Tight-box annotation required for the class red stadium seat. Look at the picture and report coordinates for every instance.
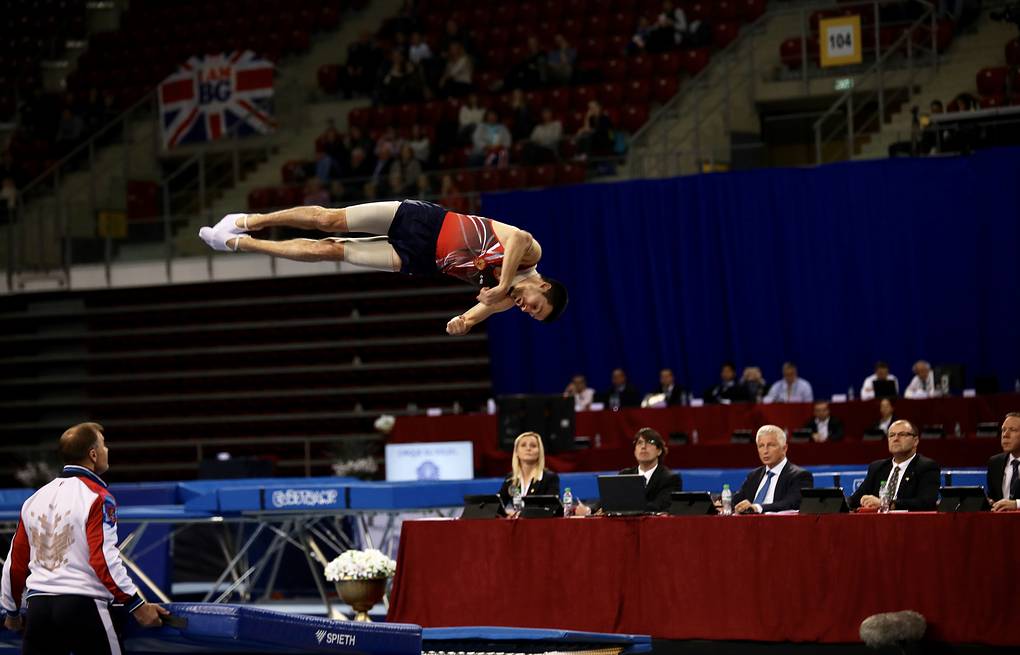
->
[656,51,682,76]
[1006,38,1020,67]
[420,100,445,126]
[600,82,624,107]
[602,57,628,81]
[742,0,767,22]
[621,104,650,132]
[682,48,711,75]
[605,34,629,57]
[487,26,509,47]
[280,160,307,184]
[716,0,740,21]
[453,170,477,192]
[626,78,651,104]
[780,37,802,69]
[977,67,1007,97]
[317,65,339,94]
[564,109,586,133]
[627,54,653,79]
[713,22,740,49]
[652,76,679,103]
[687,2,713,21]
[586,14,609,36]
[561,17,583,39]
[979,94,1004,109]
[277,185,304,207]
[572,85,597,109]
[347,107,371,129]
[493,5,516,24]
[527,164,559,187]
[247,187,279,211]
[546,87,571,113]
[371,105,395,130]
[558,162,587,185]
[578,36,605,61]
[476,168,506,192]
[503,166,527,189]
[396,103,419,128]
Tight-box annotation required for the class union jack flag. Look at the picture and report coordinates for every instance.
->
[158,50,276,149]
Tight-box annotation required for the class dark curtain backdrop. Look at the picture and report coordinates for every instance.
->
[479,147,1020,399]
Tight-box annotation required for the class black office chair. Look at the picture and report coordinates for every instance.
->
[920,424,945,440]
[862,428,886,441]
[974,376,999,395]
[790,428,813,443]
[669,431,689,445]
[730,429,754,444]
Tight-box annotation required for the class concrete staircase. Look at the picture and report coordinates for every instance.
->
[171,0,402,257]
[855,13,1014,158]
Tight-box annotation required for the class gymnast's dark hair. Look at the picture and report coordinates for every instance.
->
[541,276,568,323]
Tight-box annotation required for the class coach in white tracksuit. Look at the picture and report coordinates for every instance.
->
[1,422,167,654]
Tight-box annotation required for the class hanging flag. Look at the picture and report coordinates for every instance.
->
[158,50,276,149]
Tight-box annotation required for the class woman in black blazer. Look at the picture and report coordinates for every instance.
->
[497,431,560,514]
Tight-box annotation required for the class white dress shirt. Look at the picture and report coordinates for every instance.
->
[877,416,894,434]
[637,464,657,485]
[570,387,594,412]
[887,453,916,499]
[815,418,829,441]
[904,372,938,399]
[860,373,899,400]
[752,458,788,512]
[1003,455,1020,509]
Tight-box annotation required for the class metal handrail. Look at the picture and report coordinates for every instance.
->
[812,1,938,163]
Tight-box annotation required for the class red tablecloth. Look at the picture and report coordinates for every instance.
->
[387,514,1015,644]
[391,394,1019,475]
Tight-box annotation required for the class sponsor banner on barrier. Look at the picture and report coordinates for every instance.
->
[265,486,344,510]
[158,50,276,149]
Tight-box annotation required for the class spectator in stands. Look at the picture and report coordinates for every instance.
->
[563,374,595,412]
[950,92,979,112]
[378,49,426,105]
[849,420,941,511]
[646,1,680,53]
[497,432,560,515]
[523,107,563,164]
[802,401,844,443]
[904,360,939,398]
[302,177,330,206]
[860,360,899,400]
[408,31,432,66]
[874,397,897,435]
[55,108,84,153]
[704,361,750,404]
[988,413,1020,512]
[763,362,813,403]
[629,16,655,54]
[656,368,686,406]
[576,428,682,515]
[388,145,424,197]
[439,41,474,97]
[506,36,548,90]
[437,173,470,212]
[574,100,614,159]
[407,124,431,164]
[470,110,512,167]
[439,19,473,58]
[340,32,384,98]
[507,89,535,142]
[547,34,576,85]
[665,0,707,48]
[740,366,767,402]
[731,425,814,513]
[599,368,641,410]
[315,149,339,186]
[0,177,16,223]
[458,92,486,143]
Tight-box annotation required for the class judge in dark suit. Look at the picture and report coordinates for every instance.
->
[849,420,941,511]
[576,428,682,514]
[732,424,814,513]
[801,401,844,442]
[656,368,686,406]
[599,368,641,409]
[704,361,751,404]
[987,412,1020,512]
[498,431,560,512]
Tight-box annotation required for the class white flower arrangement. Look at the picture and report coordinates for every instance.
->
[324,549,396,581]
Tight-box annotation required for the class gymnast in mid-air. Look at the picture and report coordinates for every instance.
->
[199,199,567,334]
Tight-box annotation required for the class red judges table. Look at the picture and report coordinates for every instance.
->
[388,513,1015,645]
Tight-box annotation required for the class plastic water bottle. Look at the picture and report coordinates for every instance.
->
[954,422,961,438]
[562,487,574,517]
[512,486,523,513]
[848,385,855,401]
[692,429,699,445]
[878,480,890,513]
[721,484,733,515]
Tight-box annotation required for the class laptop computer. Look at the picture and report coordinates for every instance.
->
[799,487,849,514]
[667,491,717,515]
[938,486,990,512]
[520,494,563,519]
[597,474,648,515]
[872,379,897,398]
[460,494,503,519]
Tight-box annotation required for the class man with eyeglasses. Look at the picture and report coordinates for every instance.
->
[575,428,681,515]
[987,412,1020,512]
[848,419,941,511]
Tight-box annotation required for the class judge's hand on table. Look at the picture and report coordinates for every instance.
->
[734,500,759,514]
[991,499,1020,512]
[858,495,882,509]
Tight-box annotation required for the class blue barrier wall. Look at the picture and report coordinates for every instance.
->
[481,148,1020,398]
